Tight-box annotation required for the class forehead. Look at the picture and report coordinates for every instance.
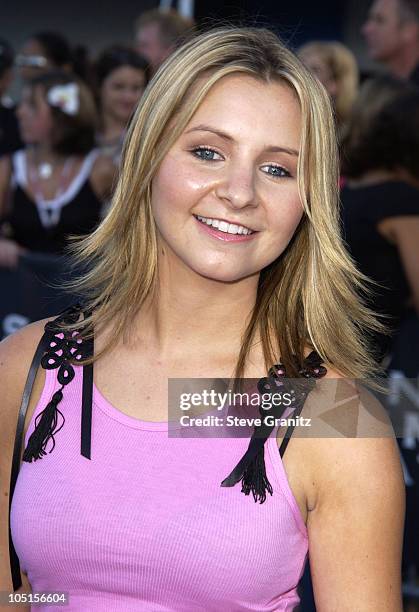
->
[371,0,400,17]
[137,22,162,42]
[300,52,331,72]
[104,65,145,82]
[185,74,301,147]
[22,38,46,55]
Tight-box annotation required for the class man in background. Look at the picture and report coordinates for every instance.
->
[362,0,419,84]
[134,9,195,76]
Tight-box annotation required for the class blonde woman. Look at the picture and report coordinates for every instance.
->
[298,41,359,138]
[1,27,404,611]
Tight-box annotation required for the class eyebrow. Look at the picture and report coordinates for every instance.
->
[185,124,299,157]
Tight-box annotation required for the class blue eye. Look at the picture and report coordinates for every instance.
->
[191,147,222,161]
[262,165,291,178]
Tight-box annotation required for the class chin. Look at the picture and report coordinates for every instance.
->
[189,260,257,284]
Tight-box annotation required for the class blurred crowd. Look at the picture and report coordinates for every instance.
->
[0,10,195,268]
[1,0,419,605]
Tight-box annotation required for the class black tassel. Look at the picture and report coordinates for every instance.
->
[221,353,326,503]
[22,390,65,462]
[220,405,277,504]
[240,445,273,503]
[221,442,273,504]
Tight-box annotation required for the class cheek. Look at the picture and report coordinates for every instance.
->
[108,89,119,105]
[152,155,209,214]
[266,189,304,246]
[151,159,187,227]
[39,112,54,134]
[127,90,142,103]
[102,84,120,108]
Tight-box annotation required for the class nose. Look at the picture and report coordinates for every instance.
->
[215,161,258,210]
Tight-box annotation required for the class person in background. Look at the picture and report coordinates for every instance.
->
[0,71,115,267]
[0,39,22,157]
[134,9,196,76]
[340,75,419,363]
[298,41,359,140]
[94,45,149,163]
[16,31,89,84]
[362,0,419,85]
[341,73,419,611]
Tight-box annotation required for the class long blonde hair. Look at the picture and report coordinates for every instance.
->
[65,26,385,379]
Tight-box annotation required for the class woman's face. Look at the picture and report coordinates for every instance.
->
[300,51,338,101]
[151,74,304,283]
[16,85,54,145]
[101,65,146,125]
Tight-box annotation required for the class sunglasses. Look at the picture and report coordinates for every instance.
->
[15,54,48,68]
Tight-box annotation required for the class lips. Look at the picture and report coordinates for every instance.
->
[193,214,258,243]
[193,214,256,235]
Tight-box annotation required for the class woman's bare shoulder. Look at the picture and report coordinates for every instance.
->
[302,363,399,505]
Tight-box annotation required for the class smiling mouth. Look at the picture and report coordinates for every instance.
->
[193,215,255,235]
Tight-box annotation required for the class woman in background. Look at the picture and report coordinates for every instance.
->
[94,45,149,163]
[298,41,359,141]
[341,76,419,362]
[341,76,419,601]
[16,31,89,83]
[0,71,115,267]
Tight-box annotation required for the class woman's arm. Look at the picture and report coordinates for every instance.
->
[378,216,419,313]
[0,239,25,269]
[306,389,405,611]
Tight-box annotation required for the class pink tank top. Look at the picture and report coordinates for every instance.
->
[11,364,308,611]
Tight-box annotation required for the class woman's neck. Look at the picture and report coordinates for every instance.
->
[132,257,260,361]
[100,111,126,143]
[29,143,65,165]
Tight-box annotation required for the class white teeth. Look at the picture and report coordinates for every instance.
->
[195,215,253,235]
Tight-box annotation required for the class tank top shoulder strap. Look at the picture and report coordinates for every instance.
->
[278,351,328,458]
[10,149,26,189]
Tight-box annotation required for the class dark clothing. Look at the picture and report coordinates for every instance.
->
[5,182,102,253]
[0,149,103,254]
[409,63,419,87]
[0,104,22,157]
[341,180,419,359]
